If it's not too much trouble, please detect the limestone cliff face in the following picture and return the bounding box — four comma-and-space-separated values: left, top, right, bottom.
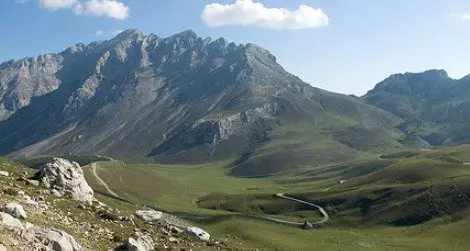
0, 54, 62, 121
0, 29, 404, 175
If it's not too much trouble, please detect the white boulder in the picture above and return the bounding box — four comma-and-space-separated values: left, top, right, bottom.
0, 171, 9, 177
34, 158, 94, 203
124, 235, 155, 251
31, 226, 82, 251
135, 210, 162, 222
1, 203, 27, 219
0, 212, 24, 230
186, 226, 210, 241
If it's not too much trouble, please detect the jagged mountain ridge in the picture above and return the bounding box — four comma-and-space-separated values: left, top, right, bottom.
0, 29, 405, 176
364, 69, 470, 146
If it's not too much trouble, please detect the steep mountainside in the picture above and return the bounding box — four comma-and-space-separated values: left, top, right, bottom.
0, 29, 405, 176
364, 69, 470, 147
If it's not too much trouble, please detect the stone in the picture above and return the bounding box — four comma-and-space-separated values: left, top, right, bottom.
301, 221, 315, 230
24, 221, 35, 229
0, 171, 9, 177
124, 235, 155, 251
1, 203, 27, 219
24, 196, 39, 207
169, 226, 183, 234
34, 158, 94, 203
27, 179, 40, 186
31, 226, 82, 251
51, 189, 64, 197
168, 237, 179, 244
186, 227, 210, 241
0, 212, 24, 230
135, 210, 162, 222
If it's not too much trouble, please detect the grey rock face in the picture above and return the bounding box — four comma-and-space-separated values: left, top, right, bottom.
31, 226, 83, 251
34, 158, 94, 203
1, 203, 27, 219
0, 29, 405, 176
0, 54, 62, 121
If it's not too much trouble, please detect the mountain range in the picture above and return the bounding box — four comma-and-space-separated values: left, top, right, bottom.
1, 29, 468, 176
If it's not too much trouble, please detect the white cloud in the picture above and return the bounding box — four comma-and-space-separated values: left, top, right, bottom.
95, 28, 123, 37
202, 0, 329, 30
460, 13, 470, 20
74, 0, 129, 20
17, 0, 128, 19
40, 0, 77, 10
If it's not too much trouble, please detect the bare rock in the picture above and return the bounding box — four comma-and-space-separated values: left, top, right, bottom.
186, 226, 210, 241
0, 171, 9, 177
31, 226, 82, 251
123, 235, 155, 251
1, 203, 27, 219
34, 158, 94, 203
27, 179, 40, 186
135, 210, 162, 222
0, 212, 24, 230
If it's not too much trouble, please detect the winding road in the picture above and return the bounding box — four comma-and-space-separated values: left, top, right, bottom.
90, 163, 120, 198
257, 193, 329, 227
89, 162, 329, 229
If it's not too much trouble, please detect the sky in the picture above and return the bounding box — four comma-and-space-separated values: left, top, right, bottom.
1, 0, 470, 95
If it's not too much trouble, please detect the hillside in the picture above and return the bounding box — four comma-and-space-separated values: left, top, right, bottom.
64, 146, 470, 250
0, 157, 230, 250
364, 69, 470, 147
0, 29, 406, 176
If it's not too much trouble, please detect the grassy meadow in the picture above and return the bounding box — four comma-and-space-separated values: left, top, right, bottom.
56, 145, 470, 250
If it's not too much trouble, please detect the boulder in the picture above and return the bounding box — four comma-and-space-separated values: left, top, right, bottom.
124, 235, 155, 251
1, 203, 27, 219
0, 212, 24, 230
0, 171, 9, 177
135, 210, 162, 222
34, 158, 94, 203
186, 226, 210, 241
31, 226, 82, 251
27, 179, 40, 186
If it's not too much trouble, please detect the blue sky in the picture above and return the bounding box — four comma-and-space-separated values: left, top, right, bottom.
1, 0, 470, 95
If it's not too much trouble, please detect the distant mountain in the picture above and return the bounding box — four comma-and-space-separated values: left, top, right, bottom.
0, 29, 405, 176
364, 69, 470, 146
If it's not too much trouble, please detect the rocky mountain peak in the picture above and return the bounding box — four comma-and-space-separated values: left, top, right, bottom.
114, 28, 144, 41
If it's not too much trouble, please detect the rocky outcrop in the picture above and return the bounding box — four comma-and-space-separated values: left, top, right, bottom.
1, 203, 27, 219
31, 226, 82, 251
34, 158, 94, 203
135, 210, 163, 223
